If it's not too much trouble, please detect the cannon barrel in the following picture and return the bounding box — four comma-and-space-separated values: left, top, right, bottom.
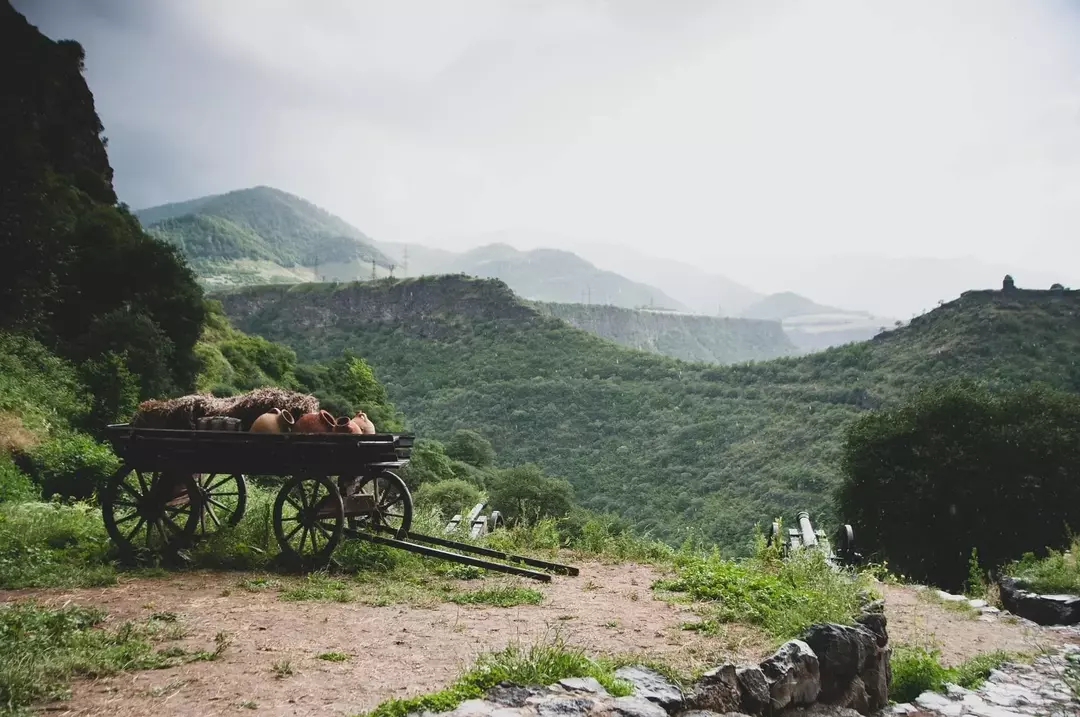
797, 510, 817, 548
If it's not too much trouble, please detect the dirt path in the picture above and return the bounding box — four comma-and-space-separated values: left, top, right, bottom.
2, 563, 768, 717
5, 571, 1076, 716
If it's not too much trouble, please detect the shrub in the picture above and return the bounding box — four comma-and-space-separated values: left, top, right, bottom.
0, 455, 37, 504
486, 464, 574, 523
445, 430, 495, 468
890, 644, 1015, 703
414, 479, 484, 521
836, 383, 1080, 589
403, 439, 456, 487
0, 501, 115, 588
653, 541, 869, 639
20, 432, 120, 502
1004, 536, 1080, 594
77, 351, 140, 432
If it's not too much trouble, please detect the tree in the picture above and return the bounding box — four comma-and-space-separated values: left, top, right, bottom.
835, 382, 1080, 589
486, 464, 575, 523
414, 479, 484, 521
445, 429, 495, 468
402, 439, 456, 487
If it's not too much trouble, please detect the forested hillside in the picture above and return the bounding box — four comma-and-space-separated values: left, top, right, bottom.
533, 302, 796, 364
138, 187, 393, 286
219, 277, 1080, 551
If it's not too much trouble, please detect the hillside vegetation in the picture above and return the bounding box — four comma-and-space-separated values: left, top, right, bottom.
139, 186, 393, 286
219, 277, 1080, 552
533, 302, 796, 364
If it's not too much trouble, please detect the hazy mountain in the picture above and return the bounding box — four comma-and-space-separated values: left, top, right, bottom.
739, 292, 849, 321
380, 241, 691, 311
573, 243, 765, 316
137, 186, 393, 286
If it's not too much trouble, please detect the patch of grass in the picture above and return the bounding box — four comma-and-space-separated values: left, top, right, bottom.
0, 601, 199, 711
361, 637, 633, 717
653, 539, 870, 639
271, 660, 293, 678
317, 651, 349, 662
0, 501, 117, 589
1005, 537, 1080, 595
438, 563, 486, 580
448, 586, 543, 607
890, 644, 1019, 704
238, 575, 282, 592
279, 574, 355, 603
918, 589, 978, 618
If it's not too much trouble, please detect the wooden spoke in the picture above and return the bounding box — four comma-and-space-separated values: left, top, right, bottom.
191, 473, 247, 539
273, 475, 343, 569
101, 467, 202, 559
345, 471, 413, 538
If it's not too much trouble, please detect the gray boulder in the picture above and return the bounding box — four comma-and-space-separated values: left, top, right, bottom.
800, 623, 877, 704
735, 666, 769, 715
997, 577, 1080, 625
614, 666, 683, 712
687, 664, 742, 714
760, 640, 821, 711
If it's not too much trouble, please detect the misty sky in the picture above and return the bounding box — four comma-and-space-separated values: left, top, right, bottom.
16, 0, 1080, 295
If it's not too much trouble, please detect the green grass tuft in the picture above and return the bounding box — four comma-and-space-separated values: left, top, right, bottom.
361, 638, 632, 717
279, 574, 355, 603
890, 644, 1019, 704
317, 652, 350, 662
448, 586, 544, 607
1005, 537, 1080, 595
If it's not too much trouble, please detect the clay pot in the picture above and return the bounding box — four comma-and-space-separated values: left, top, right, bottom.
333, 416, 363, 434
293, 409, 336, 433
250, 408, 295, 433
353, 411, 376, 435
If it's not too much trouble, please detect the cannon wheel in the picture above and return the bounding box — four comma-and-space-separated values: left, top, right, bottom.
273, 475, 344, 568
193, 473, 247, 537
768, 521, 781, 548
346, 470, 413, 538
101, 466, 202, 557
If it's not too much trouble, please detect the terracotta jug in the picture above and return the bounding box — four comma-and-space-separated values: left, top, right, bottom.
353, 411, 376, 434
333, 416, 363, 434
250, 408, 294, 433
293, 409, 335, 433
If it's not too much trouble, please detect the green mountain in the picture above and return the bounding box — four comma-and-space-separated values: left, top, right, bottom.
137, 187, 393, 286
380, 241, 692, 312
533, 302, 796, 364
217, 276, 1080, 552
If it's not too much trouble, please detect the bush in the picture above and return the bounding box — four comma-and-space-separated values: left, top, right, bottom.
0, 501, 115, 588
890, 644, 1015, 703
653, 539, 869, 639
0, 455, 37, 504
836, 383, 1080, 589
486, 464, 574, 523
20, 432, 120, 501
77, 351, 140, 432
1005, 536, 1080, 594
445, 429, 495, 468
414, 479, 484, 521
403, 439, 456, 487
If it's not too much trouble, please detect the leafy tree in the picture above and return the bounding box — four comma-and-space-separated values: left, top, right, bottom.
77, 351, 140, 432
486, 464, 575, 523
836, 382, 1080, 589
414, 479, 484, 520
446, 429, 495, 468
402, 439, 456, 488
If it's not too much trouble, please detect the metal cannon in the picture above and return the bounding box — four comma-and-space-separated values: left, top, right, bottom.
767, 511, 859, 565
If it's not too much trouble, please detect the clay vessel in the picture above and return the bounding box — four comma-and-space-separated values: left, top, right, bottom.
333, 416, 363, 434
353, 411, 376, 434
293, 409, 335, 433
250, 408, 294, 433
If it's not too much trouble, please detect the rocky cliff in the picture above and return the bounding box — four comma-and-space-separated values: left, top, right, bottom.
533, 302, 797, 364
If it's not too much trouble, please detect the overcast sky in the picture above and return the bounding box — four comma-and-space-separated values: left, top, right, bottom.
16, 0, 1080, 291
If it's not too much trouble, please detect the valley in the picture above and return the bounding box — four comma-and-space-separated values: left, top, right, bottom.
217, 276, 1080, 553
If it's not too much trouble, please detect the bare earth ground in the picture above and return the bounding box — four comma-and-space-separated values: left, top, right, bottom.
3, 569, 1075, 717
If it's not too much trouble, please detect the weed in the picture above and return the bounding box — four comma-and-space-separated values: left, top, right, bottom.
361, 637, 632, 717
318, 651, 350, 662
238, 576, 282, 592
918, 589, 978, 618
1004, 537, 1080, 595
890, 644, 1019, 703
238, 699, 258, 709
654, 543, 869, 639
0, 601, 181, 711
279, 573, 355, 603
448, 586, 543, 607
271, 660, 293, 677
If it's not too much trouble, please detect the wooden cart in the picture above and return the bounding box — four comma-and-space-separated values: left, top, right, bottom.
102, 423, 576, 580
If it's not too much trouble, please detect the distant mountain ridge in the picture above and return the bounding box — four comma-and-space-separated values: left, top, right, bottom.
379, 241, 692, 312
137, 186, 393, 286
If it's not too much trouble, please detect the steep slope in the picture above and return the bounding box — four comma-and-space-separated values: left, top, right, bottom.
379, 241, 691, 312
740, 292, 898, 353
533, 302, 796, 364
137, 186, 393, 286
218, 277, 1080, 552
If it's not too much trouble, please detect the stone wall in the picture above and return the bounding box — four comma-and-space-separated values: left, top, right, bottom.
425, 604, 891, 717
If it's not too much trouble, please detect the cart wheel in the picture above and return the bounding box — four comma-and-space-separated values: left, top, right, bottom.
273, 475, 344, 568
194, 473, 247, 537
101, 466, 202, 558
346, 470, 413, 538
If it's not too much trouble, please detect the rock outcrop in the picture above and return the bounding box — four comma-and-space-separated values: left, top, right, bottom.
997, 577, 1080, 626
423, 612, 891, 717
